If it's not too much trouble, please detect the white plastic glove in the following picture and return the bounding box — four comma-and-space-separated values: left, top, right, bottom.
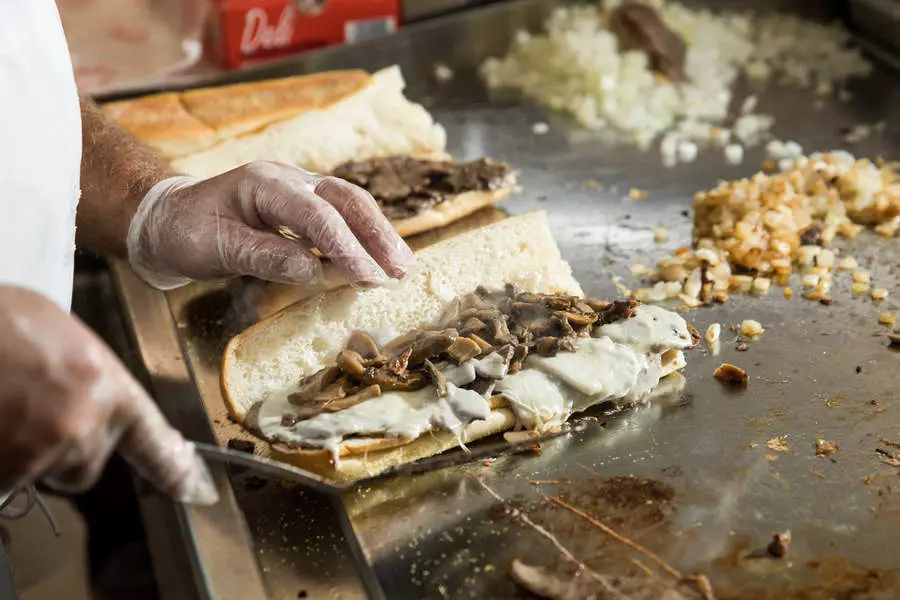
0, 285, 218, 506
127, 161, 416, 290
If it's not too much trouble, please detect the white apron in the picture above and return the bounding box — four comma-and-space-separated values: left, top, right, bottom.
0, 0, 82, 313
0, 1, 81, 509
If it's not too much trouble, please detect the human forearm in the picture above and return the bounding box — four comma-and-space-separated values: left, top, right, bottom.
77, 97, 178, 258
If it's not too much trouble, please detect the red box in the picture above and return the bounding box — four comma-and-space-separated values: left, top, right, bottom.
207, 0, 401, 70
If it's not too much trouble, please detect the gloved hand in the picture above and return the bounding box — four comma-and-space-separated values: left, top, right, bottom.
0, 285, 218, 505
127, 161, 416, 290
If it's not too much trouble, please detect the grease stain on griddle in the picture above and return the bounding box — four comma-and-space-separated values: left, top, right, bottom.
714, 537, 898, 599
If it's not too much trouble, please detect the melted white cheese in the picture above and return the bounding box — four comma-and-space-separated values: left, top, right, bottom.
256, 383, 491, 457
471, 352, 509, 379
440, 362, 477, 386
252, 303, 691, 452
595, 305, 693, 353
529, 337, 643, 397
496, 369, 572, 431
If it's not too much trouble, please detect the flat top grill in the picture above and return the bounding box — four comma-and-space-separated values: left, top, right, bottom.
109, 1, 900, 598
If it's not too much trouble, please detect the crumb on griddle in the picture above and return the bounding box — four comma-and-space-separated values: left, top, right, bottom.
714, 363, 749, 386
227, 438, 257, 454
815, 438, 838, 456
735, 342, 749, 351
767, 531, 791, 558
766, 436, 791, 453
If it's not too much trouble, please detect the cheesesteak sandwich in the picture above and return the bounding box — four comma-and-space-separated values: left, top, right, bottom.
222, 212, 695, 481
104, 66, 516, 238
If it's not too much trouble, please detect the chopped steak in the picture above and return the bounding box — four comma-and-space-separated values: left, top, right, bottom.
609, 1, 688, 82
332, 156, 513, 220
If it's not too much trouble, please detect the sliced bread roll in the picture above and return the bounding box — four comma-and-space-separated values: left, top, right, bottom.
173, 66, 447, 177
221, 211, 582, 479
101, 92, 219, 159
103, 67, 518, 239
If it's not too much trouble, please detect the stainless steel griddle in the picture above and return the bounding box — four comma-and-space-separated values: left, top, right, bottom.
108, 1, 900, 598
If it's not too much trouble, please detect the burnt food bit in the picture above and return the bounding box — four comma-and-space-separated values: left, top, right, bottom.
609, 1, 688, 83
332, 156, 513, 221
767, 531, 792, 558
815, 438, 839, 456
227, 439, 256, 454
799, 222, 825, 247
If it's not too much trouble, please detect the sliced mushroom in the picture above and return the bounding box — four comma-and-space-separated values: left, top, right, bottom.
336, 349, 368, 379
316, 379, 350, 402
345, 331, 381, 360
554, 310, 598, 327
382, 328, 424, 358
324, 384, 381, 412
574, 301, 595, 314
446, 336, 482, 364
287, 365, 340, 407
408, 329, 457, 365
534, 337, 561, 357
543, 295, 576, 311
508, 344, 529, 373
459, 292, 493, 312
487, 315, 513, 345
461, 316, 487, 334
468, 333, 494, 354
553, 315, 576, 337
584, 299, 613, 312
594, 299, 639, 326
363, 367, 428, 391
436, 297, 461, 328
504, 282, 520, 298
423, 359, 448, 398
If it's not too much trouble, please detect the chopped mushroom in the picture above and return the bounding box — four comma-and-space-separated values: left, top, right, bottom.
714, 363, 749, 387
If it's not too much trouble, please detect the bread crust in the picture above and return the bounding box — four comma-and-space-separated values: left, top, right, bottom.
270, 409, 518, 482
181, 70, 372, 139
392, 187, 513, 238
101, 70, 372, 158
101, 93, 219, 159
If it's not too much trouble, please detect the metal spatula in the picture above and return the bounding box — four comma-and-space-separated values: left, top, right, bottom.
194, 424, 580, 495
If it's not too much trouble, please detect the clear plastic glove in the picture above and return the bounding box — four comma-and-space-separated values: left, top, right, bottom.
127, 162, 416, 290
0, 285, 218, 506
